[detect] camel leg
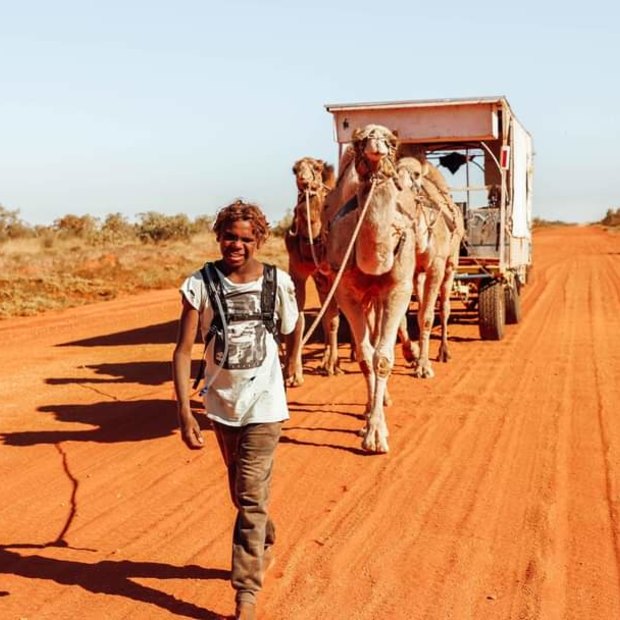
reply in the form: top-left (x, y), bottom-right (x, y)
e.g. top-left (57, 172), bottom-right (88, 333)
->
top-left (336, 288), bottom-right (375, 431)
top-left (285, 274), bottom-right (307, 387)
top-left (398, 313), bottom-right (414, 365)
top-left (438, 261), bottom-right (456, 363)
top-left (415, 263), bottom-right (444, 379)
top-left (369, 301), bottom-right (392, 406)
top-left (314, 272), bottom-right (342, 376)
top-left (319, 302), bottom-right (341, 375)
top-left (408, 271), bottom-right (425, 368)
top-left (363, 284), bottom-right (413, 454)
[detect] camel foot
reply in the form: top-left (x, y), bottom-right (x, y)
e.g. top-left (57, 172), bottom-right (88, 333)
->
top-left (362, 426), bottom-right (389, 453)
top-left (285, 374), bottom-right (304, 388)
top-left (317, 362), bottom-right (343, 376)
top-left (413, 364), bottom-right (435, 379)
top-left (437, 347), bottom-right (451, 363)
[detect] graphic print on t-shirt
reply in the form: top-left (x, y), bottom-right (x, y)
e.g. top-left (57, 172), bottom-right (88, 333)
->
top-left (213, 287), bottom-right (267, 370)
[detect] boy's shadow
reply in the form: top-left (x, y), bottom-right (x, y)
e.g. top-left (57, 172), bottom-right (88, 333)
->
top-left (0, 544), bottom-right (229, 619)
top-left (1, 399), bottom-right (208, 446)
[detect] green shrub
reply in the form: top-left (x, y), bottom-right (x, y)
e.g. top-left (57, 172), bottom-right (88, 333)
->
top-left (192, 214), bottom-right (215, 234)
top-left (271, 210), bottom-right (293, 238)
top-left (0, 205), bottom-right (33, 242)
top-left (99, 212), bottom-right (136, 243)
top-left (601, 208), bottom-right (620, 227)
top-left (54, 214), bottom-right (99, 239)
top-left (136, 211), bottom-right (193, 243)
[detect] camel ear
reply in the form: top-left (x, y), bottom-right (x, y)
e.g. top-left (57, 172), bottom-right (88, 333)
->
top-left (422, 162), bottom-right (430, 177)
top-left (392, 129), bottom-right (399, 138)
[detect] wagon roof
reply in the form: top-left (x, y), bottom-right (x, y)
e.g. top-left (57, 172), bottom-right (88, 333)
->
top-left (324, 95), bottom-right (512, 112)
top-left (324, 96), bottom-right (530, 145)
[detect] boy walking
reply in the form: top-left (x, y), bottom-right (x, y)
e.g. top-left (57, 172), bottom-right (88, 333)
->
top-left (172, 200), bottom-right (298, 619)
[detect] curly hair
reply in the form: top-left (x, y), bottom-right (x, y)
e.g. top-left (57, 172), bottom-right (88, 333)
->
top-left (212, 200), bottom-right (270, 244)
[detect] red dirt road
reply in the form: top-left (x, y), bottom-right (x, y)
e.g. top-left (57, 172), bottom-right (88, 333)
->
top-left (1, 225), bottom-right (619, 619)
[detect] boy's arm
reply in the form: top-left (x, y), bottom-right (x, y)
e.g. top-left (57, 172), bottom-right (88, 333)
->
top-left (277, 271), bottom-right (300, 336)
top-left (172, 297), bottom-right (204, 449)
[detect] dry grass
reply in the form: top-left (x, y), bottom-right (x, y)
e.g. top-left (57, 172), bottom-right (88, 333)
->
top-left (0, 233), bottom-right (289, 319)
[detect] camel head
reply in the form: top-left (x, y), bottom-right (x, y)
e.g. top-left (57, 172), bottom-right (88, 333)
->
top-left (292, 158), bottom-right (335, 193)
top-left (291, 157), bottom-right (335, 241)
top-left (397, 157), bottom-right (428, 191)
top-left (352, 125), bottom-right (399, 180)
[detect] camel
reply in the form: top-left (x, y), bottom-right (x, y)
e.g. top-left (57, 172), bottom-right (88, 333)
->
top-left (326, 125), bottom-right (418, 453)
top-left (396, 146), bottom-right (465, 378)
top-left (284, 157), bottom-right (340, 387)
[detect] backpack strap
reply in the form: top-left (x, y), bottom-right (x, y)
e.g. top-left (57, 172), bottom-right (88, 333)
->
top-left (202, 262), bottom-right (226, 344)
top-left (192, 262), bottom-right (225, 389)
top-left (261, 263), bottom-right (278, 342)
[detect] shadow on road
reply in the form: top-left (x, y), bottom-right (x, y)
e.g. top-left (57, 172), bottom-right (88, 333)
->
top-left (57, 320), bottom-right (181, 347)
top-left (1, 399), bottom-right (209, 446)
top-left (45, 360), bottom-right (202, 387)
top-left (0, 545), bottom-right (229, 620)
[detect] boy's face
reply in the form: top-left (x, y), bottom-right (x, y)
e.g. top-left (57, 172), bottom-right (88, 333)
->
top-left (219, 220), bottom-right (260, 269)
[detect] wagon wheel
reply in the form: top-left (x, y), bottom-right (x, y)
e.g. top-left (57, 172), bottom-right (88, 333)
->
top-left (478, 280), bottom-right (505, 340)
top-left (505, 281), bottom-right (522, 324)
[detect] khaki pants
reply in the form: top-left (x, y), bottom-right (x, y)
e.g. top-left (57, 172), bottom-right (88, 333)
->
top-left (214, 421), bottom-right (282, 605)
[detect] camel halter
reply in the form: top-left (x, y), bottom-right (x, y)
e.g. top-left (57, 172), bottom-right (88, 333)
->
top-left (288, 185), bottom-right (326, 270)
top-left (301, 177), bottom-right (378, 347)
top-left (303, 188), bottom-right (322, 270)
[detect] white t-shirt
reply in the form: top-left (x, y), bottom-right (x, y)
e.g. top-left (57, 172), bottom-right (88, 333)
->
top-left (180, 264), bottom-right (298, 427)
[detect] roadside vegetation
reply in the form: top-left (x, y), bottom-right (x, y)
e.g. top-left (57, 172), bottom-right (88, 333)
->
top-left (531, 217), bottom-right (576, 228)
top-left (0, 205), bottom-right (291, 319)
top-left (600, 207), bottom-right (620, 228)
top-left (2, 202), bottom-right (617, 319)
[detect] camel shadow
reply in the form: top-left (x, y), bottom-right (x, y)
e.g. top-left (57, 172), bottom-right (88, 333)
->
top-left (279, 433), bottom-right (368, 456)
top-left (0, 545), bottom-right (228, 619)
top-left (447, 335), bottom-right (478, 343)
top-left (0, 399), bottom-right (208, 447)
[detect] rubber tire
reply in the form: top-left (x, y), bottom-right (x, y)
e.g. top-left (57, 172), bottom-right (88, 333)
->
top-left (505, 282), bottom-right (522, 325)
top-left (478, 281), bottom-right (505, 341)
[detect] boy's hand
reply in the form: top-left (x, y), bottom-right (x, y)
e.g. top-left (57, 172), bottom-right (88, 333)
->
top-left (179, 413), bottom-right (205, 449)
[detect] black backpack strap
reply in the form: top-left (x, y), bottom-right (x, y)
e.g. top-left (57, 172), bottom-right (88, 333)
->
top-left (192, 262), bottom-right (227, 389)
top-left (261, 263), bottom-right (278, 341)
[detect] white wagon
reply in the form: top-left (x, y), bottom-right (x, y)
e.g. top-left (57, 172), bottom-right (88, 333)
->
top-left (325, 96), bottom-right (534, 340)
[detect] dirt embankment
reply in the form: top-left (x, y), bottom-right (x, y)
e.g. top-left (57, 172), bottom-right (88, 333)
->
top-left (1, 225), bottom-right (619, 619)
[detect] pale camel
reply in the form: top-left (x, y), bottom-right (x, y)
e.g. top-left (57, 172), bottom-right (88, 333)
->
top-left (322, 144), bottom-right (410, 360)
top-left (284, 157), bottom-right (340, 387)
top-left (326, 125), bottom-right (417, 453)
top-left (396, 148), bottom-right (465, 378)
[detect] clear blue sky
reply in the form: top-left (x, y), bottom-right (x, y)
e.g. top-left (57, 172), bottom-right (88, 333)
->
top-left (1, 0), bottom-right (617, 226)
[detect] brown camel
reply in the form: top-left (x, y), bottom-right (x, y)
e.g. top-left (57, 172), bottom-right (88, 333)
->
top-left (284, 157), bottom-right (340, 387)
top-left (397, 148), bottom-right (465, 378)
top-left (326, 125), bottom-right (418, 453)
